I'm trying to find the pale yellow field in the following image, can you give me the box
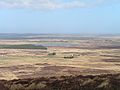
[0,47,120,80]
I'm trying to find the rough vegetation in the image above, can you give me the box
[48,52,56,56]
[0,73,120,90]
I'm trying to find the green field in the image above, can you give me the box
[0,44,47,49]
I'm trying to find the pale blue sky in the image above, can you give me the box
[0,0,120,34]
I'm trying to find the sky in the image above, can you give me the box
[0,0,120,34]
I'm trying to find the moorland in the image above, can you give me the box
[0,34,120,90]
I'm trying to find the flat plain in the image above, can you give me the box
[0,34,120,80]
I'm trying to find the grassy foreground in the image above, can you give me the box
[0,73,120,90]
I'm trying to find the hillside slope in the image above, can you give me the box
[0,73,120,90]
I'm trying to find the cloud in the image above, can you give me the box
[0,0,108,10]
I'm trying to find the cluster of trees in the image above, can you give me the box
[0,44,47,50]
